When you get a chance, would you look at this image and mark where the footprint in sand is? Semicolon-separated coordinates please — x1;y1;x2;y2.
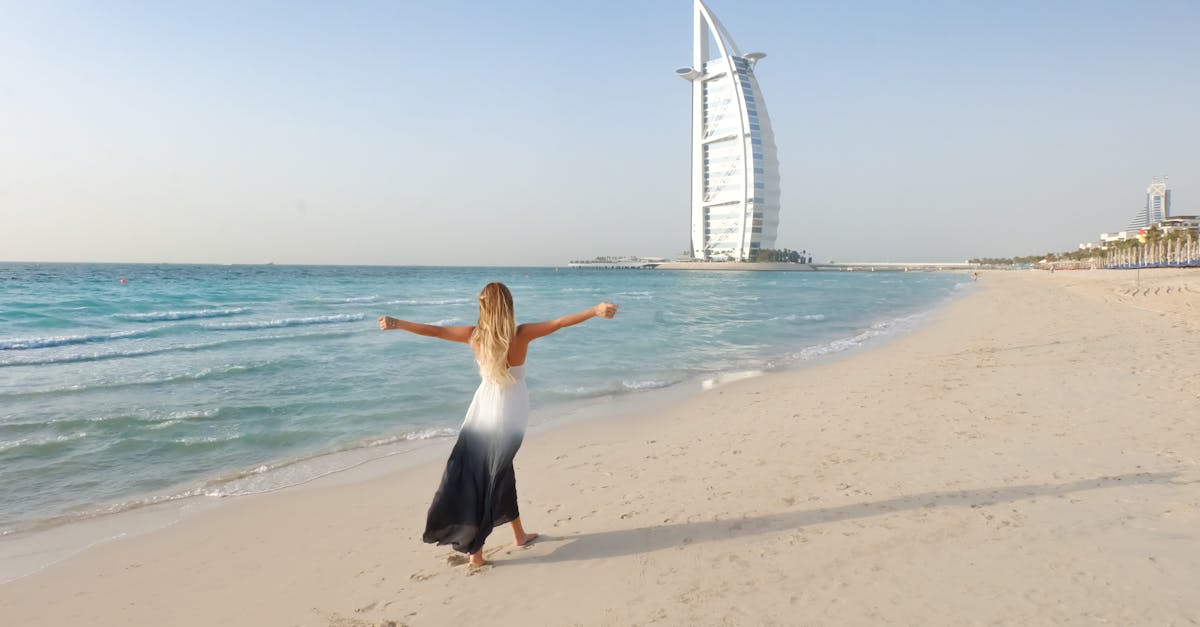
465;563;492;576
325;612;401;627
444;545;505;569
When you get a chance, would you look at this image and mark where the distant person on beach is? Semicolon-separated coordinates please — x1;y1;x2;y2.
379;283;618;568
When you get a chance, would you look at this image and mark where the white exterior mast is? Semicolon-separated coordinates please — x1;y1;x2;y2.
676;0;781;261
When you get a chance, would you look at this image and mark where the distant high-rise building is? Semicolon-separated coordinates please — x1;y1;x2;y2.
675;0;781;261
1126;176;1172;230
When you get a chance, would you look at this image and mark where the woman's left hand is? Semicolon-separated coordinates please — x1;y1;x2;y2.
378;316;395;330
594;302;618;319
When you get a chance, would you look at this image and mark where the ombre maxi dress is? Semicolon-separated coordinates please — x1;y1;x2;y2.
423;364;529;554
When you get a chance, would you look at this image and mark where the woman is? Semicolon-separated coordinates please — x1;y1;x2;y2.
379;282;618;568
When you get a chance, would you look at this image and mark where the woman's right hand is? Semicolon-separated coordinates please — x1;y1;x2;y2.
594;302;619;319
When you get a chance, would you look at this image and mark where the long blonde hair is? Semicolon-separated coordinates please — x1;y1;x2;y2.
470;282;516;385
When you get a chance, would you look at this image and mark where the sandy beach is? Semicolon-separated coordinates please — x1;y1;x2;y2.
1;269;1198;626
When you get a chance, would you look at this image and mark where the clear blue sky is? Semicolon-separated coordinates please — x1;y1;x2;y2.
2;0;1197;264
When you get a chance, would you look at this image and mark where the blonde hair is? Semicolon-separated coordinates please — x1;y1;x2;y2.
470;282;516;385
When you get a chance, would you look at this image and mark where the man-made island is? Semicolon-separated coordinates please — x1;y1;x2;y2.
568;256;978;272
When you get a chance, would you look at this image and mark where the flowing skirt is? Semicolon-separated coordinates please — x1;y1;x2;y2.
422;366;529;554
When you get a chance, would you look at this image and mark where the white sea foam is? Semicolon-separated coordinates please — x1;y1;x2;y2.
122;408;218;431
0;439;28;452
701;370;765;390
116;308;247;322
172;433;240;445
790;313;922;361
549;384;618;398
311;295;379;304
0;364;266;399
621;379;673;391
162;408;220;421
197;427;459;498
766;312;828;323
383;298;472;306
205;313;364;330
0;330;355;367
363;428;458;446
0;329;154;351
4;432;91;451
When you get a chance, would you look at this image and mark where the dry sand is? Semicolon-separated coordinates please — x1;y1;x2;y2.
1;269;1198;626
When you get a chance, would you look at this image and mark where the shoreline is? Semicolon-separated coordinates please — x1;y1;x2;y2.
655;261;816;271
2;268;1198;625
0;272;972;584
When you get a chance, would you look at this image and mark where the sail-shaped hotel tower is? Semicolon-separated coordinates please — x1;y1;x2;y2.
676;0;781;261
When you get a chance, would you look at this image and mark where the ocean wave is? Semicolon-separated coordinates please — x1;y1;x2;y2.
132;363;266;388
383;298;472;306
2;408;221;432
0;362;279;400
621;379;674;390
172;433;241;446
141;408;221;431
426;318;465;326
701;370;765;390
204;313;364;331
360;428;458;447
769;313;827;322
0;330;356;368
547;376;681;399
790;314;917;361
198;426;460;497
116;308;247;322
0;431;89;454
0;328;159;351
308;295;380;304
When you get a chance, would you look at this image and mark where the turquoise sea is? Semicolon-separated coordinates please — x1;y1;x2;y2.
0;263;968;535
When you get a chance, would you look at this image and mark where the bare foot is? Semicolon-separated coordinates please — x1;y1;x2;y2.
468;550;488;568
515;532;539;547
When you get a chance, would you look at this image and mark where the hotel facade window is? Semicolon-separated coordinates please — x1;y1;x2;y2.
676;0;782;261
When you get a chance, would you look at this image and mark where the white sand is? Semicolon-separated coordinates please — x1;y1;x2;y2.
1;269;1198;626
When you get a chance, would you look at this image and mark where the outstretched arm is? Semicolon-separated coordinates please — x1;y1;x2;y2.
516;302;618;342
378;316;474;343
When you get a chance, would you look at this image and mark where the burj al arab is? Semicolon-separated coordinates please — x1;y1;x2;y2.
676;0;782;261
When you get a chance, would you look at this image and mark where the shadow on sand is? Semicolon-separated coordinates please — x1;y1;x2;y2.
523;471;1181;564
